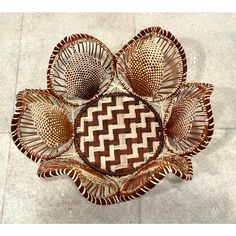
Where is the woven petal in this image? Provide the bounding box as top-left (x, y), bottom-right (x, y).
top-left (37, 158), bottom-right (120, 205)
top-left (116, 27), bottom-right (187, 101)
top-left (11, 89), bottom-right (73, 163)
top-left (119, 155), bottom-right (193, 199)
top-left (47, 34), bottom-right (116, 105)
top-left (164, 83), bottom-right (214, 155)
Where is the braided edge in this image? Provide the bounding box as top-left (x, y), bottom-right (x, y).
top-left (37, 156), bottom-right (193, 205)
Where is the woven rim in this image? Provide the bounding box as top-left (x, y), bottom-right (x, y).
top-left (11, 89), bottom-right (74, 163)
top-left (163, 83), bottom-right (214, 156)
top-left (47, 33), bottom-right (116, 106)
top-left (116, 26), bottom-right (187, 102)
top-left (74, 92), bottom-right (164, 176)
top-left (119, 155), bottom-right (193, 196)
top-left (37, 155), bottom-right (193, 205)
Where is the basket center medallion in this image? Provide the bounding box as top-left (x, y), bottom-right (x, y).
top-left (75, 94), bottom-right (163, 176)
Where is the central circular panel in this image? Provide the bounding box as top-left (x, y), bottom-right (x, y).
top-left (75, 93), bottom-right (163, 176)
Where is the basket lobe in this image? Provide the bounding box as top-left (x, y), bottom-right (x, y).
top-left (30, 102), bottom-right (73, 148)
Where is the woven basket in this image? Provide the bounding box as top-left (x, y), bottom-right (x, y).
top-left (11, 27), bottom-right (214, 205)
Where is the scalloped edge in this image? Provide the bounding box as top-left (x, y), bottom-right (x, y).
top-left (37, 156), bottom-right (193, 205)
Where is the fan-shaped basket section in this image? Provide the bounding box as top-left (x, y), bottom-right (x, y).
top-left (116, 27), bottom-right (187, 101)
top-left (37, 158), bottom-right (120, 205)
top-left (164, 83), bottom-right (214, 155)
top-left (11, 89), bottom-right (73, 163)
top-left (47, 34), bottom-right (116, 105)
top-left (120, 155), bottom-right (193, 198)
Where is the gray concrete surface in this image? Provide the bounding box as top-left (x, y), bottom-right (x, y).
top-left (0, 13), bottom-right (235, 223)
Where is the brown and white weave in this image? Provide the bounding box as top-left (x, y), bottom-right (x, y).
top-left (75, 94), bottom-right (163, 176)
top-left (11, 27), bottom-right (214, 205)
top-left (65, 53), bottom-right (105, 100)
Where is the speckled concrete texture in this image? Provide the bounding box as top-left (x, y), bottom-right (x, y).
top-left (0, 13), bottom-right (235, 223)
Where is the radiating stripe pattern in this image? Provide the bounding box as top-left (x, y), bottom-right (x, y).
top-left (47, 34), bottom-right (115, 106)
top-left (164, 83), bottom-right (214, 155)
top-left (75, 94), bottom-right (163, 176)
top-left (11, 89), bottom-right (73, 163)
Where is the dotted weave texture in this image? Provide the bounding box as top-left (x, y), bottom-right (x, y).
top-left (30, 102), bottom-right (73, 147)
top-left (127, 40), bottom-right (164, 97)
top-left (65, 53), bottom-right (105, 100)
top-left (166, 99), bottom-right (198, 142)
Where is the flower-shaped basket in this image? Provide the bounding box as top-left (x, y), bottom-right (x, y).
top-left (11, 27), bottom-right (214, 205)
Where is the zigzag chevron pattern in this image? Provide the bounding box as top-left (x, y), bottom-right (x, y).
top-left (75, 94), bottom-right (163, 176)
